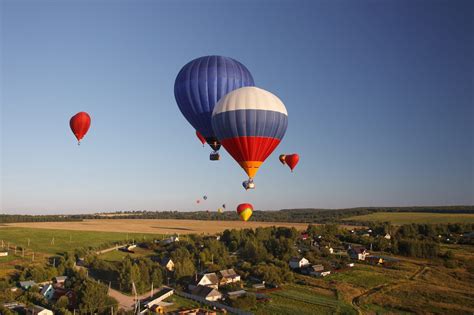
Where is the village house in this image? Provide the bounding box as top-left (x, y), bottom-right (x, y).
top-left (142, 288), bottom-right (174, 309)
top-left (0, 251), bottom-right (8, 257)
top-left (367, 256), bottom-right (384, 265)
top-left (384, 233), bottom-right (391, 240)
top-left (54, 276), bottom-right (68, 285)
top-left (161, 257), bottom-right (175, 272)
top-left (120, 244), bottom-right (136, 252)
top-left (348, 246), bottom-right (369, 260)
top-left (190, 273), bottom-right (219, 290)
top-left (52, 288), bottom-right (77, 309)
top-left (27, 304), bottom-right (53, 315)
top-left (289, 257), bottom-right (310, 269)
top-left (40, 284), bottom-right (55, 300)
top-left (191, 285), bottom-right (222, 301)
top-left (219, 268), bottom-right (241, 285)
top-left (252, 282), bottom-right (265, 289)
top-left (227, 290), bottom-right (247, 299)
top-left (161, 235), bottom-right (179, 245)
top-left (19, 280), bottom-right (37, 290)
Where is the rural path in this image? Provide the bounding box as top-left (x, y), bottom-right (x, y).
top-left (107, 287), bottom-right (161, 311)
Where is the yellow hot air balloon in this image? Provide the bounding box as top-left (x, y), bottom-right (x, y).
top-left (217, 208), bottom-right (224, 214)
top-left (237, 203), bottom-right (253, 221)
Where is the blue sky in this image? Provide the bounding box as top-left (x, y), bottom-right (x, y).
top-left (1, 0), bottom-right (473, 214)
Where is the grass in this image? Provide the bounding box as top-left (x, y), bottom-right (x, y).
top-left (164, 295), bottom-right (204, 312)
top-left (254, 284), bottom-right (356, 315)
top-left (326, 265), bottom-right (393, 289)
top-left (0, 227), bottom-right (161, 256)
top-left (344, 212), bottom-right (474, 225)
top-left (99, 247), bottom-right (155, 262)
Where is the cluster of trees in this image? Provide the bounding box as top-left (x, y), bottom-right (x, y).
top-left (0, 254), bottom-right (118, 315)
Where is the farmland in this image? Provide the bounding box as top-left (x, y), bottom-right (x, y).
top-left (3, 219), bottom-right (310, 234)
top-left (344, 212), bottom-right (474, 225)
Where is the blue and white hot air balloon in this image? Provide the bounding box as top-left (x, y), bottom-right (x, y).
top-left (174, 56), bottom-right (255, 160)
top-left (212, 87), bottom-right (288, 188)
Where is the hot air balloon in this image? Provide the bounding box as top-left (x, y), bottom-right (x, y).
top-left (196, 200), bottom-right (200, 204)
top-left (222, 204), bottom-right (226, 209)
top-left (69, 112), bottom-right (91, 145)
top-left (196, 131), bottom-right (206, 146)
top-left (237, 203), bottom-right (253, 221)
top-left (203, 195), bottom-right (208, 201)
top-left (174, 56), bottom-right (255, 160)
top-left (279, 154), bottom-right (287, 165)
top-left (217, 208), bottom-right (224, 214)
top-left (285, 154), bottom-right (300, 172)
top-left (212, 87), bottom-right (288, 189)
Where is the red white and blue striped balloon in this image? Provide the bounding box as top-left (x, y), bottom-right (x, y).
top-left (212, 87), bottom-right (288, 179)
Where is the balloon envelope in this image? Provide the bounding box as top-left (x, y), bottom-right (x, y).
top-left (279, 154), bottom-right (287, 165)
top-left (286, 154), bottom-right (300, 171)
top-left (237, 203), bottom-right (253, 221)
top-left (69, 112), bottom-right (91, 143)
top-left (196, 131), bottom-right (206, 145)
top-left (212, 87), bottom-right (288, 179)
top-left (175, 56), bottom-right (255, 151)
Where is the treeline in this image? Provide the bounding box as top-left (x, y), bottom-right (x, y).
top-left (0, 214), bottom-right (83, 223)
top-left (1, 205), bottom-right (473, 224)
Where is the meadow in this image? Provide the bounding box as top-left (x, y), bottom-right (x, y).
top-left (254, 284), bottom-right (356, 315)
top-left (0, 227), bottom-right (159, 256)
top-left (4, 219), bottom-right (310, 234)
top-left (344, 212), bottom-right (474, 225)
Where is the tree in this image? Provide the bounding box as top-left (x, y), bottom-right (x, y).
top-left (78, 280), bottom-right (115, 314)
top-left (56, 295), bottom-right (69, 309)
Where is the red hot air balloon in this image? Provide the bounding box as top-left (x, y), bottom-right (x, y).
top-left (70, 112), bottom-right (91, 145)
top-left (237, 203), bottom-right (253, 221)
top-left (196, 131), bottom-right (206, 146)
top-left (286, 154), bottom-right (299, 172)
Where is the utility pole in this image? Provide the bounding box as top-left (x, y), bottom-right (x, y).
top-left (32, 252), bottom-right (35, 262)
top-left (27, 238), bottom-right (30, 247)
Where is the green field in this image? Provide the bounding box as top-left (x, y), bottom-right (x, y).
top-left (0, 227), bottom-right (161, 255)
top-left (255, 284), bottom-right (356, 315)
top-left (99, 247), bottom-right (155, 262)
top-left (325, 265), bottom-right (393, 289)
top-left (344, 212), bottom-right (474, 225)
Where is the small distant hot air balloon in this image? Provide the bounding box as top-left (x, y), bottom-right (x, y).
top-left (196, 200), bottom-right (200, 204)
top-left (217, 208), bottom-right (224, 214)
top-left (279, 154), bottom-right (287, 165)
top-left (203, 195), bottom-right (208, 201)
top-left (285, 154), bottom-right (300, 172)
top-left (237, 203), bottom-right (253, 221)
top-left (196, 131), bottom-right (206, 146)
top-left (69, 112), bottom-right (91, 145)
top-left (222, 204), bottom-right (226, 209)
top-left (213, 87), bottom-right (288, 189)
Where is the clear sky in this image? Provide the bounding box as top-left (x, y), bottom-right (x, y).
top-left (1, 0), bottom-right (473, 214)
